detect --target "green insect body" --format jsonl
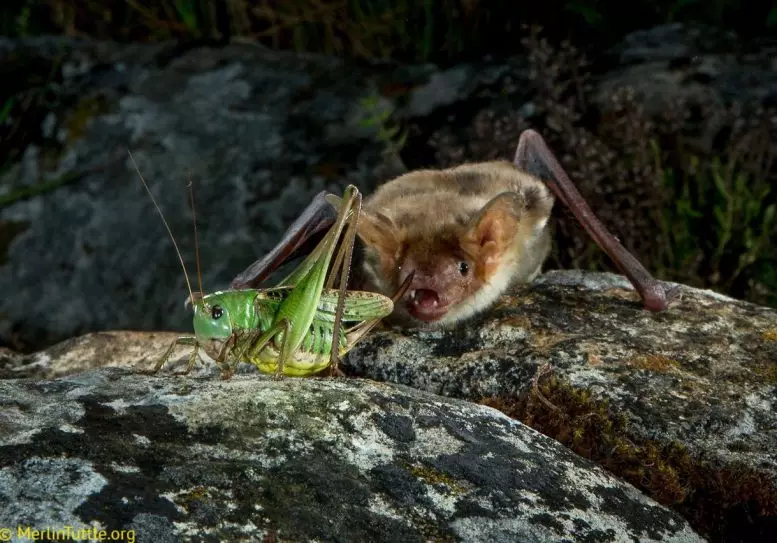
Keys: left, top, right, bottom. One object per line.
{"left": 131, "top": 153, "right": 401, "bottom": 379}
{"left": 164, "top": 286, "right": 394, "bottom": 377}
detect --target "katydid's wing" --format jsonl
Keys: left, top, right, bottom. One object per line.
{"left": 230, "top": 191, "right": 337, "bottom": 289}
{"left": 318, "top": 290, "right": 393, "bottom": 322}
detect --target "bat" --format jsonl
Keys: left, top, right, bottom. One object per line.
{"left": 231, "top": 129, "right": 678, "bottom": 327}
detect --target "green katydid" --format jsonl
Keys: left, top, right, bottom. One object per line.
{"left": 130, "top": 151, "right": 409, "bottom": 379}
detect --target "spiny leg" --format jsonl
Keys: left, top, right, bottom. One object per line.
{"left": 173, "top": 345, "right": 202, "bottom": 377}
{"left": 215, "top": 334, "right": 240, "bottom": 380}
{"left": 272, "top": 319, "right": 294, "bottom": 380}
{"left": 144, "top": 336, "right": 198, "bottom": 375}
{"left": 225, "top": 329, "right": 265, "bottom": 379}
{"left": 325, "top": 187, "right": 361, "bottom": 377}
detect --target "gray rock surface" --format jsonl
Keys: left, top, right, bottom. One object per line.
{"left": 346, "top": 270, "right": 777, "bottom": 539}
{"left": 0, "top": 365, "right": 704, "bottom": 542}
{"left": 5, "top": 269, "right": 776, "bottom": 540}
{"left": 348, "top": 270, "right": 777, "bottom": 470}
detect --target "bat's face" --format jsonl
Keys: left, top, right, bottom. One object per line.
{"left": 395, "top": 244, "right": 482, "bottom": 325}
{"left": 357, "top": 165, "right": 555, "bottom": 328}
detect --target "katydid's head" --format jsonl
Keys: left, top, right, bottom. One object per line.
{"left": 193, "top": 295, "right": 232, "bottom": 338}
{"left": 191, "top": 292, "right": 235, "bottom": 359}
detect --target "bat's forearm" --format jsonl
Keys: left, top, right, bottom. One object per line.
{"left": 514, "top": 129, "right": 677, "bottom": 312}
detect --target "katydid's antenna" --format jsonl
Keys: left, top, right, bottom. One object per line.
{"left": 187, "top": 177, "right": 205, "bottom": 299}
{"left": 128, "top": 150, "right": 196, "bottom": 308}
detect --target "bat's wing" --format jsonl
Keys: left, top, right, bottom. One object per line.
{"left": 230, "top": 191, "right": 337, "bottom": 289}
{"left": 513, "top": 129, "right": 678, "bottom": 311}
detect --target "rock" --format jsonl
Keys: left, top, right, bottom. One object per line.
{"left": 0, "top": 330, "right": 182, "bottom": 380}
{"left": 347, "top": 270, "right": 777, "bottom": 541}
{"left": 0, "top": 365, "right": 703, "bottom": 542}
{"left": 595, "top": 24, "right": 777, "bottom": 151}
{"left": 6, "top": 269, "right": 775, "bottom": 539}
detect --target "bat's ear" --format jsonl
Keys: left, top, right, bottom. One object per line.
{"left": 462, "top": 189, "right": 553, "bottom": 277}
{"left": 463, "top": 193, "right": 522, "bottom": 264}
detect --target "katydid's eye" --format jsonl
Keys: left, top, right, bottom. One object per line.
{"left": 458, "top": 262, "right": 469, "bottom": 276}
{"left": 212, "top": 305, "right": 223, "bottom": 320}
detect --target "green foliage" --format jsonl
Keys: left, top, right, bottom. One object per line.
{"left": 0, "top": 54, "right": 68, "bottom": 207}
{"left": 654, "top": 145, "right": 777, "bottom": 306}
{"left": 358, "top": 94, "right": 408, "bottom": 156}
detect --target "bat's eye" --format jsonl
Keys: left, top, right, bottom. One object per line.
{"left": 458, "top": 262, "right": 469, "bottom": 276}
{"left": 211, "top": 305, "right": 224, "bottom": 320}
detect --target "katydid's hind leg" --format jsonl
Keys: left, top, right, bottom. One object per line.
{"left": 143, "top": 336, "right": 198, "bottom": 376}
{"left": 327, "top": 187, "right": 362, "bottom": 377}
{"left": 513, "top": 129, "right": 678, "bottom": 312}
{"left": 329, "top": 365, "right": 347, "bottom": 378}
{"left": 231, "top": 191, "right": 337, "bottom": 289}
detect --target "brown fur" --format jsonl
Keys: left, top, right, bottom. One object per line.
{"left": 359, "top": 161, "right": 555, "bottom": 327}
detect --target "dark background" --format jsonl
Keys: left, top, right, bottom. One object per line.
{"left": 2, "top": 0, "right": 776, "bottom": 64}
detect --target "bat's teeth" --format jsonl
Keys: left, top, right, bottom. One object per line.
{"left": 409, "top": 289, "right": 416, "bottom": 300}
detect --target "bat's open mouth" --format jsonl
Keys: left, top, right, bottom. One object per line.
{"left": 406, "top": 289, "right": 450, "bottom": 322}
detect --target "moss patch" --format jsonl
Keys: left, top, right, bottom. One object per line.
{"left": 762, "top": 329, "right": 777, "bottom": 342}
{"left": 408, "top": 463, "right": 465, "bottom": 494}
{"left": 64, "top": 95, "right": 114, "bottom": 141}
{"left": 480, "top": 375, "right": 777, "bottom": 542}
{"left": 628, "top": 354, "right": 680, "bottom": 372}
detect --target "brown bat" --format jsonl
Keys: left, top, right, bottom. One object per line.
{"left": 232, "top": 130, "right": 678, "bottom": 327}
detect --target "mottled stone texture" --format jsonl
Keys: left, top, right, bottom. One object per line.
{"left": 348, "top": 271, "right": 777, "bottom": 540}
{"left": 0, "top": 367, "right": 702, "bottom": 542}
{"left": 5, "top": 270, "right": 776, "bottom": 540}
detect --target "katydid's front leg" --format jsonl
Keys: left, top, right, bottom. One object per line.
{"left": 339, "top": 272, "right": 414, "bottom": 351}
{"left": 231, "top": 191, "right": 337, "bottom": 289}
{"left": 513, "top": 129, "right": 679, "bottom": 311}
{"left": 145, "top": 336, "right": 199, "bottom": 375}
{"left": 215, "top": 334, "right": 240, "bottom": 380}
